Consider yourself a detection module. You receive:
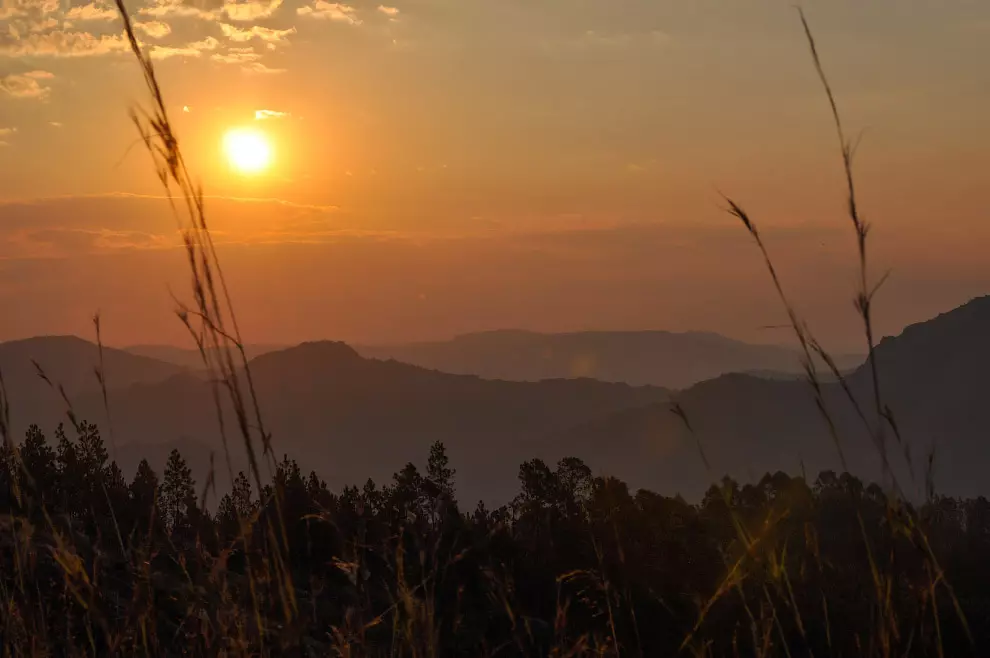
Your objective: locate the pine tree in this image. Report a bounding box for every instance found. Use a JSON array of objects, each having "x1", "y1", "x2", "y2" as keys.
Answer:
[
  {"x1": 55, "y1": 423, "x2": 83, "y2": 518},
  {"x1": 20, "y1": 425, "x2": 56, "y2": 509},
  {"x1": 130, "y1": 459, "x2": 160, "y2": 539},
  {"x1": 232, "y1": 471, "x2": 253, "y2": 518},
  {"x1": 161, "y1": 449, "x2": 195, "y2": 531},
  {"x1": 426, "y1": 441, "x2": 455, "y2": 499},
  {"x1": 77, "y1": 421, "x2": 108, "y2": 484}
]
